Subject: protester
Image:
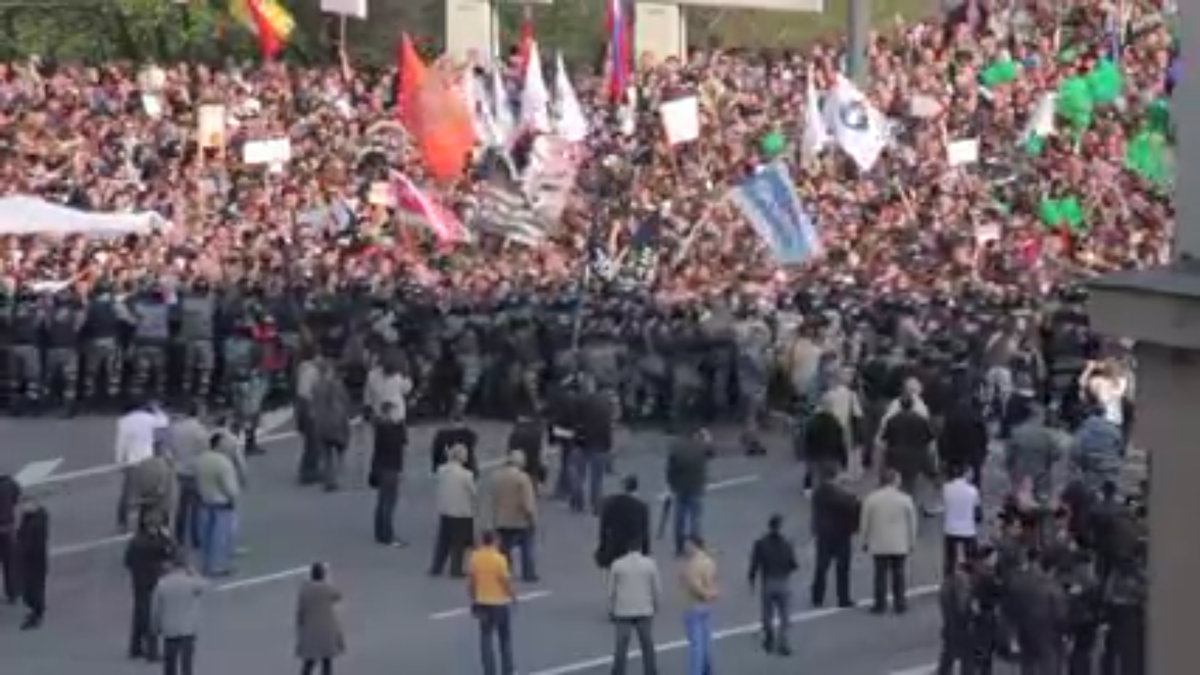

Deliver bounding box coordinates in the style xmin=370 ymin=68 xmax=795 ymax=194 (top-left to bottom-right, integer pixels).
xmin=0 ymin=472 xmax=21 ymax=605
xmin=665 ymin=428 xmax=711 ymax=557
xmin=15 ymin=500 xmax=49 ymax=630
xmin=430 ymin=445 xmax=477 ymax=578
xmin=596 ymin=474 xmax=651 ymax=570
xmin=747 ymin=514 xmax=799 ymax=656
xmin=861 ymin=469 xmax=918 ymax=614
xmin=165 ymin=402 xmax=210 ymax=548
xmin=468 ymin=530 xmax=517 ymax=675
xmin=809 ymin=466 xmax=859 ymax=608
xmin=368 ymin=400 xmax=408 ymax=547
xmin=680 ymin=535 xmax=719 ymax=675
xmin=125 ymin=510 xmax=177 ymax=661
xmin=193 ymin=434 xmax=240 ymax=578
xmin=152 ymin=554 xmax=209 ymax=675
xmin=114 ymin=401 xmax=170 ymax=532
xmin=608 ymin=537 xmax=661 ymax=675
xmin=295 ymin=562 xmax=346 ymax=675
xmin=489 ymin=450 xmax=539 ymax=582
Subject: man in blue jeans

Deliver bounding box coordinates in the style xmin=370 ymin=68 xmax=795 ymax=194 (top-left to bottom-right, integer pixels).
xmin=193 ymin=438 xmax=240 ymax=577
xmin=681 ymin=536 xmax=718 ymax=675
xmin=570 ymin=390 xmax=614 ymax=514
xmin=666 ymin=428 xmax=711 ymax=556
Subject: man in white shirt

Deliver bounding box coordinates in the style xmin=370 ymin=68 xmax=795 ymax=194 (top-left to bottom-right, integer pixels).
xmin=608 ymin=541 xmax=661 ymax=675
xmin=364 ymin=351 xmax=413 ymax=425
xmin=115 ymin=402 xmax=170 ymax=531
xmin=940 ymin=464 xmax=981 ymax=576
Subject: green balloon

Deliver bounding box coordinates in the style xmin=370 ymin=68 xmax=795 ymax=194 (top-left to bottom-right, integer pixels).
xmin=1086 ymin=60 xmax=1122 ymax=104
xmin=760 ymin=131 xmax=785 ymax=157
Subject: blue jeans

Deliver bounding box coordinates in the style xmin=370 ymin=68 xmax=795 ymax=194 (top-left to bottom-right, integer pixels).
xmin=672 ymin=493 xmax=704 ymax=555
xmin=569 ymin=451 xmax=606 ymax=513
xmin=198 ymin=503 xmax=235 ymax=577
xmin=684 ymin=606 xmax=713 ymax=675
xmin=475 ymin=604 xmax=514 ymax=675
xmin=498 ymin=528 xmax=538 ymax=581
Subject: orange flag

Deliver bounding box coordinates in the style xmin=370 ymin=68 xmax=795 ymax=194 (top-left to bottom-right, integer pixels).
xmin=412 ymin=68 xmax=475 ymax=180
xmin=396 ymin=34 xmax=427 ymax=128
xmin=247 ymin=0 xmax=282 ymax=60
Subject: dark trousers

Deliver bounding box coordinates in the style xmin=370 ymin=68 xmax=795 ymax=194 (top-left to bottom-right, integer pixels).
xmin=497 ymin=527 xmax=537 ymax=581
xmin=430 ymin=516 xmax=474 ymax=576
xmin=612 ymin=616 xmax=657 ymax=675
xmin=871 ymin=554 xmax=908 ymax=612
xmin=373 ymin=471 xmax=401 ymax=544
xmin=759 ymin=580 xmax=792 ymax=651
xmin=130 ymin=579 xmax=159 ymax=658
xmin=21 ymin=561 xmax=45 ymax=621
xmin=322 ymin=441 xmax=346 ymax=491
xmin=943 ymin=535 xmax=978 ymax=576
xmin=811 ymin=536 xmax=852 ymax=606
xmin=162 ymin=635 xmax=196 ymax=675
xmin=175 ymin=477 xmax=200 ymax=548
xmin=938 ymin=636 xmax=977 ymax=675
xmin=475 ymin=604 xmax=514 ymax=675
xmin=301 ymin=658 xmax=333 ymax=675
xmin=0 ymin=531 xmax=16 ymax=602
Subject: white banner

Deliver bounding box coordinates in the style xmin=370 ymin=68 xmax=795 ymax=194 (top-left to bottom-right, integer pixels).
xmin=659 ymin=96 xmax=700 ymax=145
xmin=320 ymin=0 xmax=367 ymax=18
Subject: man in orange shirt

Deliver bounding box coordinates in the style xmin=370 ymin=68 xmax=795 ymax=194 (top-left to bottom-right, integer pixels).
xmin=468 ymin=530 xmax=516 ymax=675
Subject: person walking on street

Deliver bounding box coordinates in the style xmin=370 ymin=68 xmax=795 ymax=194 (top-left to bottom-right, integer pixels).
xmin=490 ymin=451 xmax=539 ymax=582
xmin=115 ymin=401 xmax=170 ymax=531
xmin=295 ymin=562 xmax=345 ymax=675
xmin=193 ymin=436 xmax=240 ymax=578
xmin=571 ymin=390 xmax=614 ymax=514
xmin=369 ymin=401 xmax=408 ymax=547
xmin=310 ymin=359 xmax=353 ymax=492
xmin=666 ymin=428 xmax=711 ymax=557
xmin=861 ymin=469 xmax=918 ymax=614
xmin=127 ymin=442 xmax=178 ymax=536
xmin=165 ymin=402 xmax=208 ymax=548
xmin=810 ymin=467 xmax=859 ymax=608
xmin=16 ymin=501 xmax=49 ymax=630
xmin=942 ymin=464 xmax=982 ymax=576
xmin=748 ymin=514 xmax=799 ymax=656
xmin=152 ymin=555 xmax=209 ymax=675
xmin=680 ymin=536 xmax=719 ymax=675
xmin=125 ymin=511 xmax=177 ymax=661
xmin=608 ymin=539 xmax=661 ymax=675
xmin=0 ymin=472 xmax=22 ymax=605
xmin=468 ymin=530 xmax=517 ymax=675
xmin=937 ymin=559 xmax=977 ymax=675
xmin=294 ymin=352 xmax=324 ymax=485
xmin=596 ymin=475 xmax=651 ymax=570
xmin=430 ymin=446 xmax=476 ymax=578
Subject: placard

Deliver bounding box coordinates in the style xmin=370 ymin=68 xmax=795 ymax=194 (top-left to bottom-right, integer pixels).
xmin=320 ymin=0 xmax=367 ymax=18
xmin=368 ymin=181 xmax=394 ymax=206
xmin=243 ymin=138 xmax=292 ymax=165
xmin=659 ymin=96 xmax=700 ymax=145
xmin=946 ymin=138 xmax=980 ymax=166
xmin=198 ymin=104 xmax=226 ymax=149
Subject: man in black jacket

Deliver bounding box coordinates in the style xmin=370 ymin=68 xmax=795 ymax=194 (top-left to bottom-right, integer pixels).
xmin=810 ymin=466 xmax=860 ymax=608
xmin=124 ymin=511 xmax=176 ymax=661
xmin=939 ymin=398 xmax=990 ymax=486
xmin=430 ymin=409 xmax=478 ymax=475
xmin=16 ymin=502 xmax=49 ymax=630
xmin=370 ymin=401 xmax=408 ymax=547
xmin=937 ymin=559 xmax=976 ymax=675
xmin=0 ymin=473 xmax=21 ymax=604
xmin=880 ymin=394 xmax=937 ymax=498
xmin=665 ymin=428 xmax=711 ymax=556
xmin=595 ymin=475 xmax=650 ymax=569
xmin=571 ymin=390 xmax=614 ymax=514
xmin=748 ymin=514 xmax=799 ymax=655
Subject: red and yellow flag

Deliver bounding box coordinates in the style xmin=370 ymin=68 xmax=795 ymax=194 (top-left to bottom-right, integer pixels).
xmin=228 ymin=0 xmax=293 ymax=59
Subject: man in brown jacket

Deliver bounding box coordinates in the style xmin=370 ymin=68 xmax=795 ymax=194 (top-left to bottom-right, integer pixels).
xmin=489 ymin=450 xmax=539 ymax=582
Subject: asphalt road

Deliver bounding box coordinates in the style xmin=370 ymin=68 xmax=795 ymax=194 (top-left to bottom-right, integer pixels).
xmin=0 ymin=414 xmax=976 ymax=675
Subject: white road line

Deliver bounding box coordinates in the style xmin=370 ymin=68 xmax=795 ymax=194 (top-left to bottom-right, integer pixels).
xmin=889 ymin=665 xmax=935 ymax=675
xmin=216 ymin=566 xmax=309 ymax=592
xmin=527 ymin=584 xmax=940 ymax=675
xmin=50 ymin=533 xmax=131 ymax=557
xmin=655 ymin=474 xmax=761 ymax=502
xmin=429 ymin=590 xmax=552 ymax=620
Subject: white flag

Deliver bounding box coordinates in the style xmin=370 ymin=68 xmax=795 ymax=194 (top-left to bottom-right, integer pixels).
xmin=519 ymin=41 xmax=551 ymax=134
xmin=552 ymin=52 xmax=589 ymax=143
xmin=491 ymin=68 xmax=516 ymax=149
xmin=822 ymin=75 xmax=888 ymax=173
xmin=800 ymin=66 xmax=830 ymax=163
xmin=1021 ymin=92 xmax=1057 ymax=145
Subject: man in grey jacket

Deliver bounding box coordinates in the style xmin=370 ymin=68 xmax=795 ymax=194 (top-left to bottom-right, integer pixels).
xmin=153 ymin=556 xmax=209 ymax=675
xmin=608 ymin=540 xmax=661 ymax=675
xmin=1006 ymin=399 xmax=1065 ymax=501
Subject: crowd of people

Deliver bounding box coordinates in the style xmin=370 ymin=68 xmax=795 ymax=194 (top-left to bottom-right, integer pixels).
xmin=0 ymin=0 xmax=1169 ymax=673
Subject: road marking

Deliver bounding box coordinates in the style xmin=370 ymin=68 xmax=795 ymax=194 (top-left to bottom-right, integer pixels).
xmin=51 ymin=533 xmax=131 ymax=557
xmin=890 ymin=665 xmax=935 ymax=675
xmin=429 ymin=590 xmax=552 ymax=620
xmin=216 ymin=566 xmax=309 ymax=592
xmin=655 ymin=474 xmax=761 ymax=502
xmin=527 ymin=584 xmax=940 ymax=675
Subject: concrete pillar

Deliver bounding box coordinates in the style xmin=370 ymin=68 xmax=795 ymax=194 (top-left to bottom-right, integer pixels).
xmin=635 ymin=1 xmax=686 ymax=63
xmin=1086 ymin=6 xmax=1194 ymax=675
xmin=445 ymin=0 xmax=497 ymax=62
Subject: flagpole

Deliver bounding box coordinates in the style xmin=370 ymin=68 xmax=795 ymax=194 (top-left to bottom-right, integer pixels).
xmin=847 ymin=0 xmax=870 ymax=84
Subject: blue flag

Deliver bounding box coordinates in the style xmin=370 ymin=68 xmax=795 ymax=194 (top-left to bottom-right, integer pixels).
xmin=728 ymin=162 xmax=822 ymax=265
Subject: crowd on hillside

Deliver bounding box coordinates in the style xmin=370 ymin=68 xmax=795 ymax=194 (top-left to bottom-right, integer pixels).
xmin=0 ymin=0 xmax=1176 ymax=309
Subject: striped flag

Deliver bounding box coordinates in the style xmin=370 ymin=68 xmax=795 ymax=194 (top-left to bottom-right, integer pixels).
xmin=472 ymin=182 xmax=548 ymax=247
xmin=392 ymin=172 xmax=469 ymax=246
xmin=605 ymin=0 xmax=631 ymax=102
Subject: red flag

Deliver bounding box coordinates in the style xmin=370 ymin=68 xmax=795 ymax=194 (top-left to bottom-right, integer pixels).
xmin=516 ymin=12 xmax=535 ymax=75
xmin=246 ymin=0 xmax=282 ymax=60
xmin=396 ymin=33 xmax=427 ymax=126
